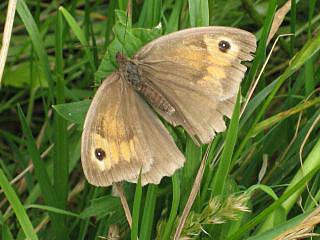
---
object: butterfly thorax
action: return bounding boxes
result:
[116,52,175,115]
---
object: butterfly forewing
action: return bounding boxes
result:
[81,73,184,186]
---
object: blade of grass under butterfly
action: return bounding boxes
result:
[163,174,181,240]
[131,173,142,240]
[16,0,54,103]
[140,184,158,240]
[0,169,38,240]
[211,92,241,196]
[59,6,96,72]
[181,139,202,208]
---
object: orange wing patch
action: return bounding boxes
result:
[92,107,137,170]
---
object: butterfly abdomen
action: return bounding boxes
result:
[120,59,175,115]
[138,81,175,114]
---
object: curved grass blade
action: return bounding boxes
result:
[0,169,38,240]
[16,0,54,102]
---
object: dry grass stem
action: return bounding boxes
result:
[174,143,212,240]
[274,207,320,240]
[0,0,17,85]
[113,182,132,228]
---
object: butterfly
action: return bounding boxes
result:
[81,26,256,186]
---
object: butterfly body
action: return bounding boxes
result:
[82,27,256,186]
[117,52,176,114]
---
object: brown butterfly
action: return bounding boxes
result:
[81,27,256,186]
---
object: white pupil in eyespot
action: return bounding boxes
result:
[218,40,231,52]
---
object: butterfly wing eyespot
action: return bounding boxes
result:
[218,40,231,52]
[95,148,106,161]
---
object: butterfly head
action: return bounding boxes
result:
[116,52,128,67]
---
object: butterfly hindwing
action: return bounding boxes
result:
[81,73,184,186]
[134,26,256,144]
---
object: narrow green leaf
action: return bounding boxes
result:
[0,168,38,240]
[165,0,185,33]
[131,172,142,240]
[16,0,54,102]
[188,0,209,27]
[251,97,320,136]
[140,185,158,240]
[163,174,181,240]
[138,0,162,27]
[26,204,81,218]
[211,92,241,196]
[17,105,55,206]
[59,6,96,72]
[53,10,69,215]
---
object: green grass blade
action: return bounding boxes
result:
[104,0,118,48]
[17,105,69,238]
[243,0,277,92]
[17,105,55,206]
[188,0,209,27]
[211,92,241,196]
[304,0,316,94]
[251,97,320,137]
[138,0,162,27]
[259,138,320,232]
[59,6,96,72]
[140,184,158,240]
[165,0,185,33]
[26,204,81,218]
[0,168,38,240]
[53,10,69,210]
[181,139,202,207]
[162,174,181,240]
[16,0,54,103]
[131,173,142,240]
